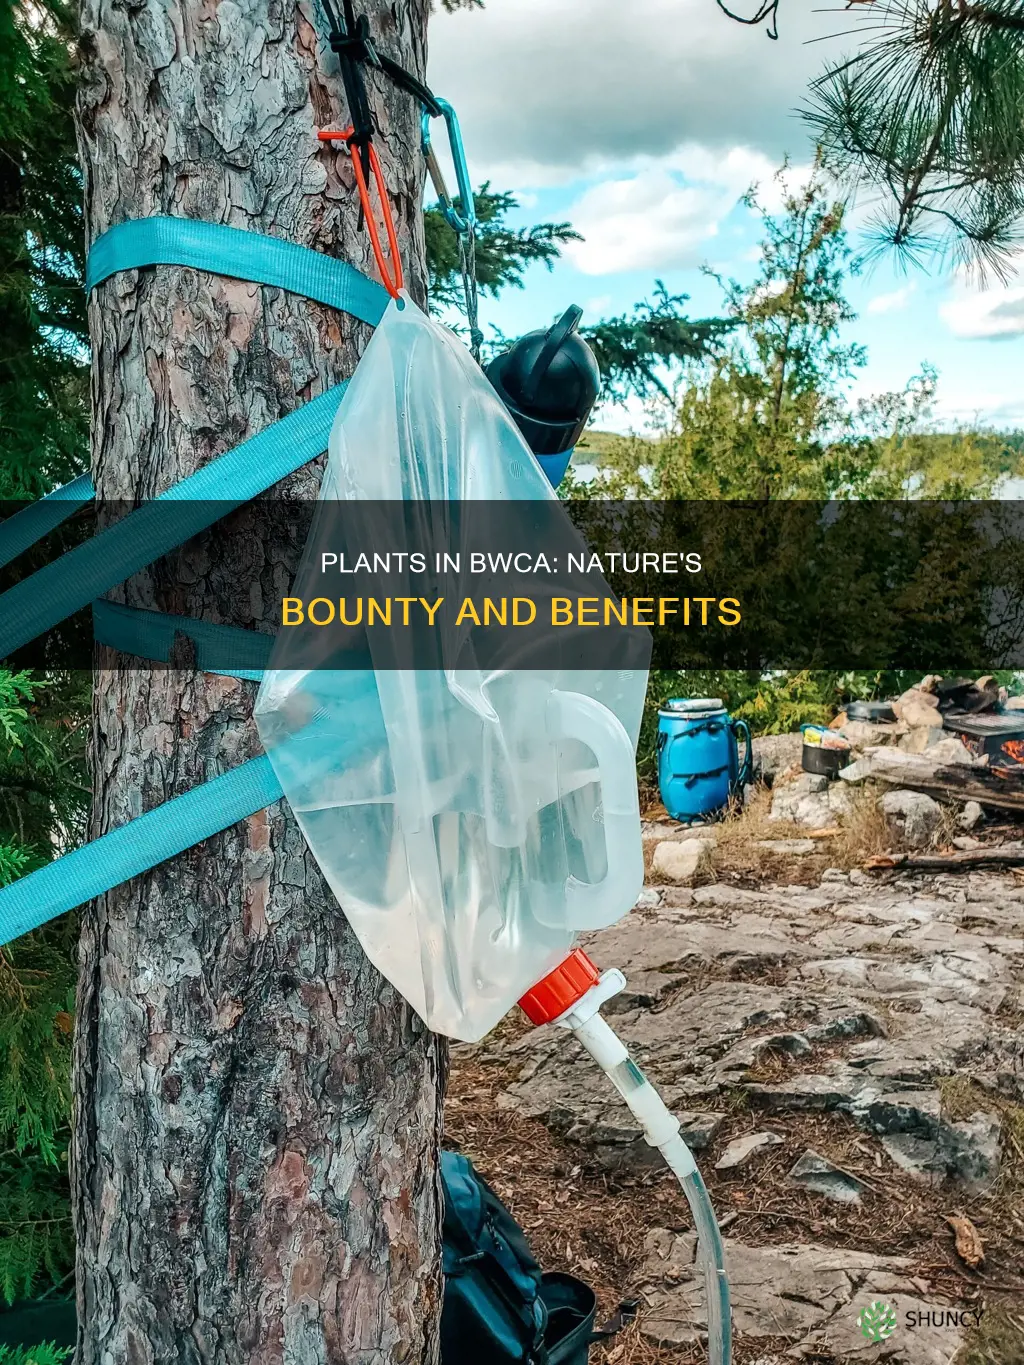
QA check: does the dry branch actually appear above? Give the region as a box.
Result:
[843,747,1024,813]
[866,846,1024,872]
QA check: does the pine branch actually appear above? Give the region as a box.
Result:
[0,1346,72,1365]
[580,284,735,400]
[425,184,579,311]
[800,0,1024,272]
[718,0,1024,270]
[0,1146,74,1303]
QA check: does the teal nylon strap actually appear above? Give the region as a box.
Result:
[0,217,389,941]
[0,218,387,579]
[0,382,346,658]
[0,217,390,658]
[0,755,284,944]
[87,217,390,324]
[92,601,274,681]
[92,600,384,674]
[0,472,95,571]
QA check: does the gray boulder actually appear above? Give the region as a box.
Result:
[770,774,851,829]
[651,838,714,886]
[881,789,942,848]
[751,732,802,784]
[957,800,984,831]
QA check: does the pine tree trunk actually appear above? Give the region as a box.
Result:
[72,3,444,1362]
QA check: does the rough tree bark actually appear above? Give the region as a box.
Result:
[72,2,444,1362]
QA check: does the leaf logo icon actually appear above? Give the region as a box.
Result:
[858,1300,898,1342]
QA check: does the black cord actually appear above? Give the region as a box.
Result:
[376,51,442,119]
[319,0,442,170]
[316,0,463,304]
[715,0,780,39]
[321,0,375,178]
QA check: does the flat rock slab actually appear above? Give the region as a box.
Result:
[471,869,1024,1361]
[715,1130,783,1170]
[788,1148,869,1204]
[641,1231,969,1363]
[875,1110,1002,1193]
[491,872,1022,1187]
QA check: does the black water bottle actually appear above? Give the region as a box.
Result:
[485,306,601,487]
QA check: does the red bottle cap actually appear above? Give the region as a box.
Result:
[518,948,601,1026]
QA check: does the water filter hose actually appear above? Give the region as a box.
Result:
[519,950,732,1365]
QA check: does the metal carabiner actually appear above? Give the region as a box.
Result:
[421,97,475,237]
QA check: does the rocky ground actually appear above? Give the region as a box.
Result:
[445,760,1024,1364]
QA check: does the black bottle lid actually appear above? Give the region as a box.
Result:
[485,305,601,456]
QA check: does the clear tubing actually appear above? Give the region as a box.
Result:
[682,1166,731,1365]
[566,1013,731,1365]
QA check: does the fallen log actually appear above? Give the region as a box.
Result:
[841,747,1024,813]
[866,846,1024,872]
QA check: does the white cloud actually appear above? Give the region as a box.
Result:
[664,144,790,206]
[867,283,916,315]
[428,0,842,190]
[942,286,1024,339]
[584,293,613,316]
[565,171,722,274]
[560,143,796,276]
[428,0,826,286]
[932,389,1024,428]
[939,256,1024,338]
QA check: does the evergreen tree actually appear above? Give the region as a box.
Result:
[0,1347,69,1365]
[0,687,84,1304]
[0,666,83,1306]
[580,283,736,402]
[0,0,87,499]
[719,0,1024,273]
[806,0,1024,274]
[0,0,87,1319]
[424,184,580,308]
[426,194,732,384]
[601,166,874,498]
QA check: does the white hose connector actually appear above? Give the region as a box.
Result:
[566,1013,697,1175]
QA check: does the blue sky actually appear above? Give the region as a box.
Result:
[425,0,1024,435]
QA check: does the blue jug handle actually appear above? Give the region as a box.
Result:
[732,718,753,789]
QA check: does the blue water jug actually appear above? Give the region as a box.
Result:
[657,698,752,822]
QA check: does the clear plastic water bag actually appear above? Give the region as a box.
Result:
[254,296,649,1040]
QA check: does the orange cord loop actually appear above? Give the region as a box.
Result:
[318,126,404,299]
